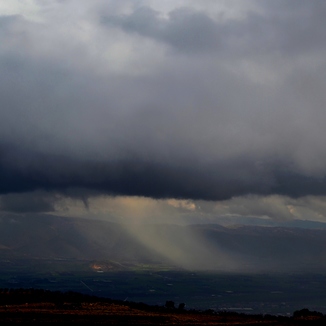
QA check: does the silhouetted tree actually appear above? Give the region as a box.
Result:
[165,300,175,309]
[178,303,185,310]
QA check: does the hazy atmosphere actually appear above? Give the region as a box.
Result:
[1,0,326,226]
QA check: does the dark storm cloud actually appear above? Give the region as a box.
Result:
[0,191,57,213]
[1,1,326,205]
[2,143,326,201]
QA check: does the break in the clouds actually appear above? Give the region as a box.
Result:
[1,1,326,219]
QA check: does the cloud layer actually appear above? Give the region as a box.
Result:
[1,1,326,217]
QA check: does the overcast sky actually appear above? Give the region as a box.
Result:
[1,0,326,224]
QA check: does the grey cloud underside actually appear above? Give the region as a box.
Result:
[103,2,326,56]
[1,2,326,202]
[103,7,220,54]
[1,146,326,200]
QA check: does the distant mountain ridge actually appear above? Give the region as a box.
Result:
[207,216,326,229]
[1,214,326,273]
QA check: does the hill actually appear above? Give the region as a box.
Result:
[1,214,326,273]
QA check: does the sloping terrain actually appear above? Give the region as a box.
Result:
[1,214,326,272]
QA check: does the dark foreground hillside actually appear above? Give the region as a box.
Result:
[0,289,325,325]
